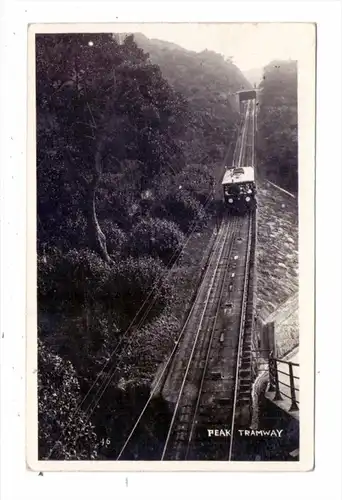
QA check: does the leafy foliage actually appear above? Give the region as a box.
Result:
[38,339,99,460]
[174,164,215,205]
[39,249,173,330]
[130,33,251,164]
[100,220,128,255]
[257,61,298,193]
[127,218,185,265]
[102,255,174,327]
[37,33,248,460]
[38,248,110,304]
[37,33,188,258]
[153,187,207,233]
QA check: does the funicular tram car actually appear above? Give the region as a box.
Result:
[222,166,257,214]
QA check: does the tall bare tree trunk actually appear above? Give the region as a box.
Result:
[84,149,112,263]
[87,185,111,262]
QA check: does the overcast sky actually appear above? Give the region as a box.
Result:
[113,23,312,72]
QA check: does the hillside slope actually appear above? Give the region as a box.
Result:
[37,33,252,460]
[127,33,252,164]
[257,60,298,193]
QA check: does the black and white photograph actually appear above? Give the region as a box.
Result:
[27,22,315,470]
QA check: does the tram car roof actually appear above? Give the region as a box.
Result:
[222,166,255,186]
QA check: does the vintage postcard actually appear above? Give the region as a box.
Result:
[26,22,315,471]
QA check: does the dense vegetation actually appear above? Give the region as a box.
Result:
[132,33,251,164]
[37,33,249,459]
[257,61,298,193]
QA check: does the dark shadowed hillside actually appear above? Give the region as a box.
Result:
[127,33,252,164]
[257,60,298,193]
[37,32,251,460]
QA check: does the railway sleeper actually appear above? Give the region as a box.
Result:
[240,359,252,369]
[238,395,252,404]
[175,428,192,439]
[178,411,192,422]
[175,423,190,432]
[239,382,251,391]
[214,397,234,406]
[197,411,228,422]
[178,414,193,423]
[240,361,251,370]
[239,368,251,377]
[198,413,215,421]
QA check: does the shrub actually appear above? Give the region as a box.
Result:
[38,248,110,304]
[38,248,173,334]
[38,339,99,460]
[174,163,215,206]
[100,219,127,254]
[127,217,185,265]
[102,256,174,327]
[153,188,207,233]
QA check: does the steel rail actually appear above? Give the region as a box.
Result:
[237,101,251,168]
[161,99,255,461]
[117,219,231,460]
[160,219,233,460]
[252,100,255,168]
[232,102,247,167]
[228,212,253,461]
[183,221,238,459]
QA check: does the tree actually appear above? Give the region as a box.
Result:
[102,256,174,328]
[128,218,185,265]
[152,188,207,233]
[37,34,187,259]
[38,339,99,459]
[129,33,250,164]
[174,164,215,205]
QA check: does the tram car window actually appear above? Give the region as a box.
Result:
[222,166,257,214]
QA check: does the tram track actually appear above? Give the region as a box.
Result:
[160,98,256,461]
[237,101,251,168]
[161,218,237,407]
[113,97,257,462]
[244,99,255,168]
[161,216,238,460]
[161,212,254,460]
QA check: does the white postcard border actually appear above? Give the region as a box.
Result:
[1,1,341,497]
[26,21,315,472]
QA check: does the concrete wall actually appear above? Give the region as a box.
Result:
[256,292,299,360]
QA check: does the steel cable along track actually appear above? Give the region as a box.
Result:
[114,100,256,462]
[193,213,254,462]
[161,214,254,461]
[161,99,256,461]
[161,216,238,460]
[160,217,236,399]
[227,211,254,460]
[115,203,236,461]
